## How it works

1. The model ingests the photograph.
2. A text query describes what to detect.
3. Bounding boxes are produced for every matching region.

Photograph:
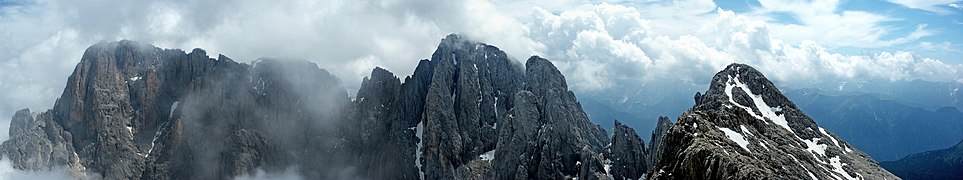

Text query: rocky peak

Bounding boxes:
[649,63,898,179]
[605,120,648,180]
[523,56,567,98]
[491,55,610,179]
[647,116,673,170]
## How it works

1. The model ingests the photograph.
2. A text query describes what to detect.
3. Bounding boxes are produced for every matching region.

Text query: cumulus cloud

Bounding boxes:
[751,0,933,48]
[888,0,962,14]
[522,3,963,92]
[952,3,963,10]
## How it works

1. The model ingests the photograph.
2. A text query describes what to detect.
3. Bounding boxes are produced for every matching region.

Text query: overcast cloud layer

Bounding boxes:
[0,0,961,143]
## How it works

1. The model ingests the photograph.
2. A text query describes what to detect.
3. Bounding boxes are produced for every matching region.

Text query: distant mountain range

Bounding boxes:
[881,140,963,180]
[785,89,963,161]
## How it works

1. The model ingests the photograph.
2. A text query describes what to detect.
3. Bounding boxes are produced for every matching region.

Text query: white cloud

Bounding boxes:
[951,3,963,10]
[916,41,958,53]
[522,3,963,92]
[751,0,933,48]
[0,158,85,180]
[888,0,962,14]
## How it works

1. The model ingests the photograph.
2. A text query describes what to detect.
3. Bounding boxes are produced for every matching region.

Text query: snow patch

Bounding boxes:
[717,127,750,152]
[740,125,753,137]
[819,127,840,147]
[803,138,827,157]
[452,53,457,65]
[130,76,142,81]
[414,120,425,180]
[829,156,859,180]
[146,125,164,157]
[479,150,495,161]
[168,101,180,118]
[603,159,613,174]
[126,124,134,140]
[493,91,499,119]
[725,75,793,133]
[758,141,770,151]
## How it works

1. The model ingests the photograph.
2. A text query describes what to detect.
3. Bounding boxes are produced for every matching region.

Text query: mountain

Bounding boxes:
[0,40,352,179]
[0,34,653,179]
[880,140,963,180]
[648,64,897,179]
[806,80,963,111]
[785,89,963,161]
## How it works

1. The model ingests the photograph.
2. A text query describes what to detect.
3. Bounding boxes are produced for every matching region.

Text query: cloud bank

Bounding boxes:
[521,2,963,91]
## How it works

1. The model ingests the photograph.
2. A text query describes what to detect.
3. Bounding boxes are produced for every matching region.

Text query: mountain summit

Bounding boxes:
[649,64,897,179]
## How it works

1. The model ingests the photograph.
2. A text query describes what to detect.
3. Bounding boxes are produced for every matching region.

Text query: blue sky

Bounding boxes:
[717,0,963,63]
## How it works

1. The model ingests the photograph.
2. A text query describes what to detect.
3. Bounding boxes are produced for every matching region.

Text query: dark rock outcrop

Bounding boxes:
[605,120,647,180]
[0,41,353,179]
[419,34,525,179]
[648,63,898,179]
[492,56,610,179]
[646,116,672,171]
[881,140,963,180]
[1,109,84,175]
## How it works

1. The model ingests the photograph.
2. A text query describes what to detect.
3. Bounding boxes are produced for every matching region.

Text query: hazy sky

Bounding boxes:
[0,0,961,141]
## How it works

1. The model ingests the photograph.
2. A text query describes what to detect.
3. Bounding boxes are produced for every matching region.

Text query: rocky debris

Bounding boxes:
[492,56,610,179]
[881,140,963,180]
[648,63,898,179]
[605,120,648,180]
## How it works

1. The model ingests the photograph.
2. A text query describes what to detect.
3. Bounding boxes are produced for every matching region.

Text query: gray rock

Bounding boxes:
[605,120,647,180]
[419,34,524,179]
[492,56,610,179]
[648,63,899,179]
[1,109,85,176]
[646,116,672,171]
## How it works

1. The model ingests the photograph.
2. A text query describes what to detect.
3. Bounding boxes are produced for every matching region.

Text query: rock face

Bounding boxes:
[1,109,85,175]
[492,56,610,179]
[1,34,653,179]
[0,41,352,179]
[418,34,525,179]
[646,116,672,171]
[605,120,648,180]
[648,63,898,179]
[880,140,963,180]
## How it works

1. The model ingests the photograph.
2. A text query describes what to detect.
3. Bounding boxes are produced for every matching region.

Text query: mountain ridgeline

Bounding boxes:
[0,34,898,179]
